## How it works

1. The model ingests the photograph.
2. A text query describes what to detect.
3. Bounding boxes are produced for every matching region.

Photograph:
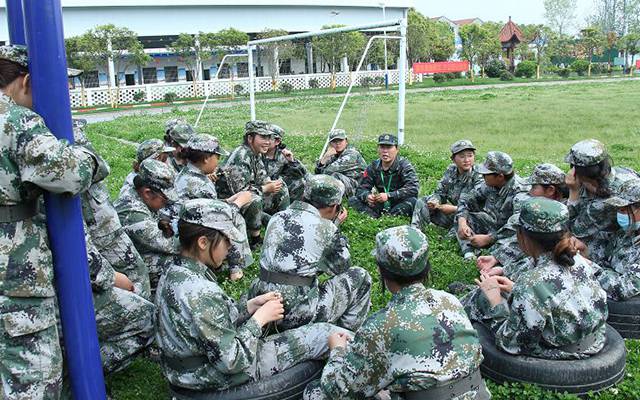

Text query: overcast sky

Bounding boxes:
[414,0,595,31]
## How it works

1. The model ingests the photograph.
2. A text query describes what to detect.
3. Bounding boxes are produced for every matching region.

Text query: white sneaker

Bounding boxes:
[463,252,477,261]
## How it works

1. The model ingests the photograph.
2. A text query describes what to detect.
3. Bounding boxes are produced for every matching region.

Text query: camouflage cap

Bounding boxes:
[476,151,513,175]
[137,159,178,203]
[329,129,348,141]
[184,134,229,156]
[245,120,276,137]
[515,197,569,233]
[378,133,398,146]
[527,163,566,185]
[450,139,476,155]
[0,45,28,68]
[179,199,245,244]
[371,225,429,277]
[168,122,194,146]
[303,174,345,206]
[269,123,285,139]
[605,178,640,208]
[136,139,175,163]
[165,118,186,135]
[564,139,608,167]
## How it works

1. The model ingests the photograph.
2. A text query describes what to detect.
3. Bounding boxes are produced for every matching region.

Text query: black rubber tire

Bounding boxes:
[169,360,323,400]
[474,323,626,396]
[608,297,640,339]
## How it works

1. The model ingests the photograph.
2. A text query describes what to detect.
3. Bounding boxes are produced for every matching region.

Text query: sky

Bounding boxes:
[414,0,595,31]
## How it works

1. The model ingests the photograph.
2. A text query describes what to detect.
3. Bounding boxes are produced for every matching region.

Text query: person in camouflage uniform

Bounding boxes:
[597,178,640,300]
[349,134,419,218]
[565,139,638,266]
[216,120,290,247]
[0,45,107,400]
[412,140,483,232]
[247,174,372,331]
[119,138,174,199]
[474,197,608,360]
[115,159,180,291]
[155,199,350,391]
[174,133,253,281]
[263,123,308,201]
[315,129,367,199]
[164,120,194,173]
[304,225,489,400]
[455,151,529,260]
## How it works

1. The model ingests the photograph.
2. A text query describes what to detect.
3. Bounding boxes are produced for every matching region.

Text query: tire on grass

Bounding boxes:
[474,323,626,396]
[608,296,640,339]
[170,360,323,400]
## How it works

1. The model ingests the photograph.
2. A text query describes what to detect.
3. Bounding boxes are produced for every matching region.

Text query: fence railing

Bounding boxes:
[69,69,420,108]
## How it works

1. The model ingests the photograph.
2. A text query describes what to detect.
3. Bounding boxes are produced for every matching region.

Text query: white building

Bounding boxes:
[432,16,483,60]
[0,0,412,87]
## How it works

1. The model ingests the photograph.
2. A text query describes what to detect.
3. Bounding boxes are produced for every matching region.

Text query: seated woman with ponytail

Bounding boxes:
[475,197,608,359]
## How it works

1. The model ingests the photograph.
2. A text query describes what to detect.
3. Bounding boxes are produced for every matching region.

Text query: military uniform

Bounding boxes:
[315,129,367,199]
[480,198,608,360]
[304,226,488,400]
[165,122,194,174]
[120,138,175,199]
[115,159,180,290]
[155,199,349,391]
[455,151,528,256]
[263,124,308,201]
[0,44,106,400]
[349,134,419,218]
[412,140,483,231]
[248,175,372,331]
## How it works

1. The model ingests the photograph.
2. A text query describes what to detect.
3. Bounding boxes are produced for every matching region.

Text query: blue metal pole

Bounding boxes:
[5,0,26,45]
[21,1,107,399]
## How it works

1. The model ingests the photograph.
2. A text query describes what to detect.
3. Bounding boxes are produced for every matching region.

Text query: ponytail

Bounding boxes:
[520,228,578,268]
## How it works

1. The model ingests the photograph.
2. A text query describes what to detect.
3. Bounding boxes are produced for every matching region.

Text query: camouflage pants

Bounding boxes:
[348,196,417,219]
[240,194,264,232]
[411,196,455,231]
[247,267,372,332]
[263,184,291,217]
[597,267,640,301]
[283,175,306,202]
[0,296,62,400]
[455,212,497,255]
[92,229,151,300]
[225,207,254,274]
[93,287,155,374]
[329,173,359,200]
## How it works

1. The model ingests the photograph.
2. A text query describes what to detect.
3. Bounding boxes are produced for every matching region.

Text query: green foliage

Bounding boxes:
[360,76,385,87]
[543,0,577,36]
[485,59,507,78]
[433,73,448,83]
[460,23,501,79]
[163,92,177,103]
[571,59,590,76]
[308,78,319,89]
[132,91,145,102]
[407,9,456,63]
[557,67,572,77]
[500,70,515,81]
[515,61,538,78]
[313,25,366,77]
[257,29,301,82]
[579,27,606,68]
[233,84,245,96]
[280,82,293,94]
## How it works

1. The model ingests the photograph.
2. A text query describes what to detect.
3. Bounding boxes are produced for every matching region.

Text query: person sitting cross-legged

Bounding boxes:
[315,129,367,199]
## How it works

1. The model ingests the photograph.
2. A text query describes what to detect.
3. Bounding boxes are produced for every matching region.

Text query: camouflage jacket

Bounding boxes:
[216,144,268,197]
[355,156,419,202]
[263,148,307,182]
[598,228,640,300]
[175,163,217,200]
[156,255,260,390]
[81,181,122,241]
[429,164,483,206]
[119,172,136,199]
[318,284,483,399]
[315,146,367,182]
[0,94,100,297]
[486,253,608,359]
[456,175,529,237]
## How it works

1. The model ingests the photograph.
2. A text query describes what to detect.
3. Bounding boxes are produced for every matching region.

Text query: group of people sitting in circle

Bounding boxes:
[0,42,638,400]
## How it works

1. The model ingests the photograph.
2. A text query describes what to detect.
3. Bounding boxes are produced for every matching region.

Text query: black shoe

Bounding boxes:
[249,235,263,251]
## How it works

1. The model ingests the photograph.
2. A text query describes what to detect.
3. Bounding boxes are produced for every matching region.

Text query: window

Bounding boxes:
[202,68,211,80]
[84,71,100,88]
[164,66,178,82]
[186,70,194,81]
[237,62,249,78]
[279,59,291,75]
[217,64,230,79]
[143,67,158,84]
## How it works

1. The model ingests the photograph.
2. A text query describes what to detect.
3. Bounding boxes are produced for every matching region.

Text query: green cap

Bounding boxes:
[138,159,178,203]
[476,151,513,175]
[179,199,245,244]
[303,174,345,206]
[168,122,194,146]
[269,123,285,139]
[371,225,429,277]
[515,197,569,233]
[329,129,348,141]
[605,178,640,208]
[0,45,28,68]
[450,139,476,155]
[527,163,566,185]
[136,139,175,163]
[165,118,187,135]
[564,139,608,167]
[378,133,398,146]
[184,134,229,156]
[245,120,278,137]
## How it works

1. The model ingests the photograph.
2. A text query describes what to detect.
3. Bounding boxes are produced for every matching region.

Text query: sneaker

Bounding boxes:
[463,252,477,262]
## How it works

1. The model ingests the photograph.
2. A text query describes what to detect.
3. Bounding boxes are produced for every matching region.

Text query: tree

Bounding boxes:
[209,28,249,97]
[578,26,606,76]
[313,25,366,90]
[605,31,619,71]
[620,32,640,74]
[406,9,455,64]
[544,0,577,35]
[460,23,500,81]
[168,32,212,92]
[527,25,554,78]
[257,29,300,90]
[66,35,100,106]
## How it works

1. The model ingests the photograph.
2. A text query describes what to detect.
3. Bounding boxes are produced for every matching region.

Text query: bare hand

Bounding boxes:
[207,172,218,183]
[252,298,285,327]
[321,147,337,164]
[470,234,493,248]
[247,291,282,315]
[487,266,504,277]
[376,193,389,203]
[114,272,134,292]
[475,273,503,307]
[281,148,294,162]
[366,194,377,207]
[458,220,473,239]
[263,180,284,194]
[328,332,350,350]
[565,167,580,190]
[230,270,244,282]
[337,207,348,224]
[494,276,514,293]
[427,200,439,210]
[230,191,253,208]
[476,255,498,271]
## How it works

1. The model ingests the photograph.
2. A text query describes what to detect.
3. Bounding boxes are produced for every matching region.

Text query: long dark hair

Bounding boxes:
[0,59,28,89]
[573,158,613,198]
[178,220,226,264]
[181,148,214,164]
[519,227,578,267]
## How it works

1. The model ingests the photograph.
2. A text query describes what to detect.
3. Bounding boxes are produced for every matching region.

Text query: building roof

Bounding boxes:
[499,17,524,44]
[452,18,481,26]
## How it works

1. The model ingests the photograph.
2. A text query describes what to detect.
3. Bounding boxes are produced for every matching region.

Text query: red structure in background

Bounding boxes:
[636,59,640,69]
[499,17,524,71]
[413,60,470,74]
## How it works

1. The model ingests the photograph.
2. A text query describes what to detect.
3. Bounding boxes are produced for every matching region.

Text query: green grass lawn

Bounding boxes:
[88,80,640,400]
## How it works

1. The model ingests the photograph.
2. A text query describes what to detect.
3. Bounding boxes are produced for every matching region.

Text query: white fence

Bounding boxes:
[69,69,419,108]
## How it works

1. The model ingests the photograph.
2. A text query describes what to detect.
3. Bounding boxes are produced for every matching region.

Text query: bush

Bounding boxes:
[544,65,559,75]
[515,60,537,78]
[571,60,590,76]
[280,82,293,94]
[557,67,571,78]
[590,63,605,75]
[360,76,385,87]
[233,84,245,96]
[132,91,145,102]
[445,72,462,80]
[163,92,177,103]
[485,59,507,78]
[499,70,514,81]
[308,78,319,89]
[433,73,448,83]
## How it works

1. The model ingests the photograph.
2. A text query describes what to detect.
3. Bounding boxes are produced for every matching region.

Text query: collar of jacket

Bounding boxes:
[290,200,322,216]
[390,282,426,305]
[377,156,400,173]
[176,255,212,280]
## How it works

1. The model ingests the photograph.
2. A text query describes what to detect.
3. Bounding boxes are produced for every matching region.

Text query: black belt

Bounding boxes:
[0,203,38,223]
[259,268,315,286]
[403,369,488,400]
[163,355,208,371]
[559,332,598,353]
